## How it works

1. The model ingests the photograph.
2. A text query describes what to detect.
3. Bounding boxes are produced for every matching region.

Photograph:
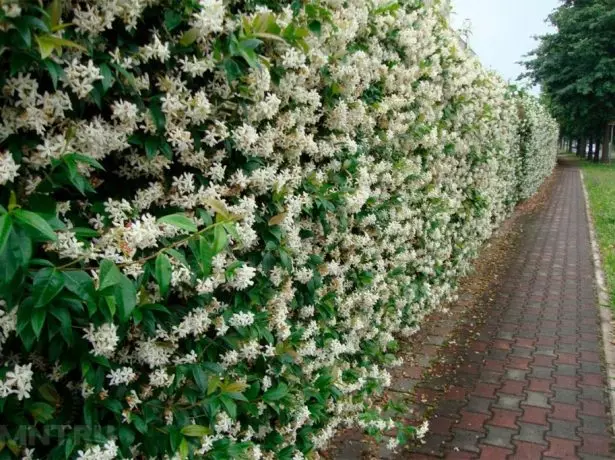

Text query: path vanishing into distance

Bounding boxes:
[334,158,614,459]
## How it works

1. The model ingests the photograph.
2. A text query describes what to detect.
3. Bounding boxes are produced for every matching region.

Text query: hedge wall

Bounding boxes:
[0,0,557,458]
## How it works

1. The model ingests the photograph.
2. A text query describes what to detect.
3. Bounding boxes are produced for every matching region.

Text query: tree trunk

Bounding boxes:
[602,124,611,163]
[594,138,601,162]
[579,138,586,158]
[568,139,573,153]
[587,139,594,161]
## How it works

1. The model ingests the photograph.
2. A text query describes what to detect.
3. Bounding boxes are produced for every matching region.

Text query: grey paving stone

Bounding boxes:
[579,415,610,435]
[579,385,606,402]
[513,422,548,446]
[530,366,554,380]
[548,419,581,441]
[524,391,550,408]
[580,362,602,374]
[466,396,492,414]
[449,429,483,453]
[494,395,523,411]
[551,388,579,405]
[482,426,518,449]
[505,369,529,381]
[554,364,578,376]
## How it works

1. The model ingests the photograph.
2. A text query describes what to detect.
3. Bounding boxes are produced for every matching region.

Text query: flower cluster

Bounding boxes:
[0,0,558,458]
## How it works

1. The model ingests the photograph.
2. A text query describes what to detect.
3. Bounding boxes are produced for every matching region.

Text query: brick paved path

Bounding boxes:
[407,163,613,459]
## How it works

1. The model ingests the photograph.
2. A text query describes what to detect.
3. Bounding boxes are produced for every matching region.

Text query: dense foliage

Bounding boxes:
[523,0,615,160]
[0,0,557,458]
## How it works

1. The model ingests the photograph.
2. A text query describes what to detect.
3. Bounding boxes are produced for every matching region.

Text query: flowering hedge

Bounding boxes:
[0,0,557,458]
[516,94,559,200]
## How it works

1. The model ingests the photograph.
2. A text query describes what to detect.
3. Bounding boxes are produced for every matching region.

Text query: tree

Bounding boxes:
[522,0,615,162]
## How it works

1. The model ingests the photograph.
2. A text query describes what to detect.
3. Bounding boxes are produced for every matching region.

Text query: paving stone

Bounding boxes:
[523,391,550,408]
[578,415,610,435]
[466,396,492,414]
[487,408,520,429]
[579,385,606,402]
[548,419,581,441]
[552,388,579,404]
[481,426,517,449]
[578,434,613,456]
[544,436,581,458]
[580,362,602,374]
[450,429,483,453]
[530,366,554,380]
[494,394,523,411]
[457,411,490,432]
[477,445,512,459]
[510,347,534,359]
[554,364,578,377]
[513,422,550,449]
[513,440,548,459]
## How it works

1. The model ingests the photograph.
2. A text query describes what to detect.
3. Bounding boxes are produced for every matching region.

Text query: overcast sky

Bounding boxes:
[450,0,560,90]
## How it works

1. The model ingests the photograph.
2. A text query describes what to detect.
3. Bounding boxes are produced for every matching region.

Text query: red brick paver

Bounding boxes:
[404,163,613,459]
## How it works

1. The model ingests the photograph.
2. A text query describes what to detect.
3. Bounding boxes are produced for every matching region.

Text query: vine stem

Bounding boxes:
[56,219,236,272]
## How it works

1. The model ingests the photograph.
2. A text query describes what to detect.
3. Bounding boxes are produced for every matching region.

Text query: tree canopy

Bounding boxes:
[523,0,615,150]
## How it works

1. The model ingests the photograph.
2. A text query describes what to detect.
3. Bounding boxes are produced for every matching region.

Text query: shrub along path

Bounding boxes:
[333,159,613,459]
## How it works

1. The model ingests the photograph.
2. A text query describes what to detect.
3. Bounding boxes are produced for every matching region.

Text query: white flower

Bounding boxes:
[64,59,103,99]
[228,311,255,328]
[0,151,19,185]
[107,366,137,386]
[83,323,119,358]
[149,368,175,388]
[2,363,33,400]
[76,440,118,460]
[230,265,257,290]
[416,420,429,442]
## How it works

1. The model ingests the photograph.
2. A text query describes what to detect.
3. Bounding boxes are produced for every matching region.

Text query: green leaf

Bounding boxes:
[144,136,159,159]
[99,63,114,92]
[48,0,62,28]
[31,308,46,338]
[0,214,12,253]
[212,225,228,254]
[99,260,122,292]
[35,34,86,59]
[179,28,199,46]
[149,105,166,132]
[29,402,55,423]
[13,209,57,241]
[158,214,197,233]
[50,307,73,344]
[35,35,56,59]
[43,59,63,89]
[0,227,32,283]
[164,10,183,31]
[63,271,96,313]
[12,17,33,46]
[71,227,99,238]
[32,268,64,308]
[308,20,322,35]
[155,253,172,297]
[263,383,289,402]
[38,383,61,404]
[219,395,237,418]
[115,275,136,323]
[180,425,211,437]
[132,414,147,434]
[191,365,207,392]
[119,425,135,449]
[67,153,105,171]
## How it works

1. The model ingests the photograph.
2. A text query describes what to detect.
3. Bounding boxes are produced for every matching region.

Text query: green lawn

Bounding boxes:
[578,157,615,309]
